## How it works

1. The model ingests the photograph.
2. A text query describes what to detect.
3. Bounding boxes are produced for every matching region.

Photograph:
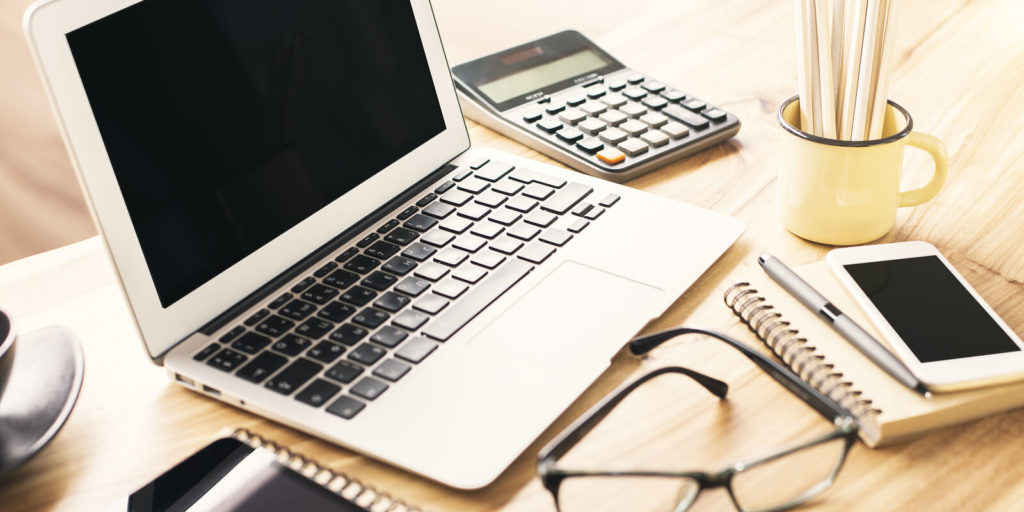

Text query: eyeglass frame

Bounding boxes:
[536,326,859,512]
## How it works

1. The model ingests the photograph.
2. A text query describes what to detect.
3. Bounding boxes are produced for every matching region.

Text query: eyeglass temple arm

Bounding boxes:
[630,327,852,423]
[540,366,728,462]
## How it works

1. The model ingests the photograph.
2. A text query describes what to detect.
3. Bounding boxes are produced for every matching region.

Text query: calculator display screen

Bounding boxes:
[477,49,610,104]
[844,256,1021,363]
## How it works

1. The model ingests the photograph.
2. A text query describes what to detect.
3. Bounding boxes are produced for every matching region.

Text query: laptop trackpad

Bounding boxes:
[470,260,663,365]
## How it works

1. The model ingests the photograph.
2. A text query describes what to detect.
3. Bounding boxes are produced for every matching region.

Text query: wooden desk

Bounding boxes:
[3,0,1024,510]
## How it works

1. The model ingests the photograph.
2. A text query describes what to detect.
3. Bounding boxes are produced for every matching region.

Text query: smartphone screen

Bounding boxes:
[844,255,1020,363]
[128,438,364,512]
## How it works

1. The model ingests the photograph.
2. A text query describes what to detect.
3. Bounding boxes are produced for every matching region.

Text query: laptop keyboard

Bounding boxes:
[192,157,620,419]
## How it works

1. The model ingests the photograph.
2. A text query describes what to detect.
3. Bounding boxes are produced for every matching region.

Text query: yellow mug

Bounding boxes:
[777,96,948,245]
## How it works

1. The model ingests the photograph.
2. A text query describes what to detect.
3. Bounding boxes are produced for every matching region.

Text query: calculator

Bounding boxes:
[452,30,741,183]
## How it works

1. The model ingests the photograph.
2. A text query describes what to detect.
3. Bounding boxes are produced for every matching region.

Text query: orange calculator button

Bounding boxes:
[596,148,625,165]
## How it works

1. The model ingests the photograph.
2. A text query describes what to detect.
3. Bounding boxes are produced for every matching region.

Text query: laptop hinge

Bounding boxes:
[193,162,459,338]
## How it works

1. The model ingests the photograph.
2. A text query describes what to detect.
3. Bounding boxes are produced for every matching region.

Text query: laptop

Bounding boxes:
[25,0,743,488]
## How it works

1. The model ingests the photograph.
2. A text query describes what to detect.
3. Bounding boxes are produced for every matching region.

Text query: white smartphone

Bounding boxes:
[826,241,1024,392]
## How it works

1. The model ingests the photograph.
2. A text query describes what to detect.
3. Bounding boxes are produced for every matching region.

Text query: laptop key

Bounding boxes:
[330,324,368,346]
[272,334,312,356]
[376,219,400,234]
[567,219,590,233]
[453,235,487,253]
[541,183,593,215]
[265,358,323,395]
[393,310,429,331]
[351,376,389,401]
[489,209,522,226]
[356,233,379,248]
[383,227,418,246]
[432,279,469,299]
[440,189,473,206]
[416,192,438,207]
[439,216,473,234]
[352,308,388,329]
[364,240,400,259]
[307,340,345,363]
[349,343,386,366]
[268,292,293,309]
[470,221,504,239]
[313,262,337,279]
[318,301,356,323]
[295,379,341,408]
[523,210,557,228]
[456,177,489,194]
[396,337,438,364]
[244,309,270,326]
[473,250,507,269]
[522,183,555,200]
[413,295,449,315]
[326,360,364,384]
[452,265,487,284]
[540,228,574,247]
[413,261,449,281]
[301,283,338,305]
[255,316,294,337]
[323,269,359,290]
[434,180,456,194]
[231,331,272,354]
[296,318,334,339]
[335,247,359,263]
[489,237,524,255]
[237,351,287,383]
[207,348,248,372]
[382,256,417,276]
[505,196,538,213]
[340,286,377,306]
[457,203,491,221]
[420,229,455,247]
[327,395,366,419]
[401,242,437,261]
[395,277,430,297]
[343,255,380,274]
[474,161,514,182]
[373,359,411,382]
[193,343,220,361]
[422,201,455,219]
[518,241,557,264]
[491,179,524,196]
[403,213,438,232]
[219,325,246,343]
[361,271,397,291]
[507,224,541,241]
[370,326,408,348]
[422,259,533,341]
[373,291,411,312]
[434,248,469,267]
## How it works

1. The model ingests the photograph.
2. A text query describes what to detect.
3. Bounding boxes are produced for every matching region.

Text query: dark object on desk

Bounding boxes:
[452,30,741,183]
[0,312,84,476]
[127,429,421,512]
[537,327,856,512]
[758,253,930,397]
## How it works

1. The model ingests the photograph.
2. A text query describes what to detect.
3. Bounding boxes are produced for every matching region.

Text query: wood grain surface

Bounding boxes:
[2,0,1024,510]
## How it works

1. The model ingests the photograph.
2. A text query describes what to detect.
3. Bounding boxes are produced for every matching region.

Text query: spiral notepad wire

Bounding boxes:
[232,429,422,512]
[724,282,880,420]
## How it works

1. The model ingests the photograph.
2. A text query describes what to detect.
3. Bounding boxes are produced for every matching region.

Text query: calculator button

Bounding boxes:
[640,130,670,147]
[565,94,587,106]
[600,93,628,109]
[586,88,606,99]
[682,98,707,111]
[582,77,604,87]
[664,105,710,130]
[558,108,587,125]
[703,108,728,122]
[626,74,644,84]
[607,79,627,91]
[580,102,607,116]
[537,118,563,133]
[622,87,647,101]
[618,138,649,157]
[619,120,648,137]
[578,118,607,135]
[598,110,628,127]
[556,128,584,143]
[596,147,626,165]
[661,121,691,139]
[523,110,542,123]
[619,103,647,118]
[641,96,668,110]
[535,95,551,104]
[545,103,566,115]
[661,89,686,102]
[641,81,666,93]
[576,138,604,154]
[639,112,669,128]
[599,127,628,144]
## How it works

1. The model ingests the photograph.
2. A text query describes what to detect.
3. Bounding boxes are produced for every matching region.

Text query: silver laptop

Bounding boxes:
[25,0,744,488]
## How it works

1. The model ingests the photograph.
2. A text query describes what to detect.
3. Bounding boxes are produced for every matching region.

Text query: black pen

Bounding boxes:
[759,253,931,398]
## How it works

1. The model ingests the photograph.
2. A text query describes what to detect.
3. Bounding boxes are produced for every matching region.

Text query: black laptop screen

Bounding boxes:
[67,0,445,307]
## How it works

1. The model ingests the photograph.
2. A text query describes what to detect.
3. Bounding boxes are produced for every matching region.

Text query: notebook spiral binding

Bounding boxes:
[231,429,423,512]
[724,282,881,420]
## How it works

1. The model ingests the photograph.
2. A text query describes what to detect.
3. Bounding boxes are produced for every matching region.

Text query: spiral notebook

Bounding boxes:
[724,262,1024,447]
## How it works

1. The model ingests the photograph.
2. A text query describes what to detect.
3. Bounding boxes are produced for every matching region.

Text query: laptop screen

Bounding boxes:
[66,0,446,307]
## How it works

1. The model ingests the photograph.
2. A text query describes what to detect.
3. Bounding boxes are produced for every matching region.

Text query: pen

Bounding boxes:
[758,253,931,398]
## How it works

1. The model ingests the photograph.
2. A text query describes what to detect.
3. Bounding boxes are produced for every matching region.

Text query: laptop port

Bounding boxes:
[201,385,221,397]
[174,373,195,388]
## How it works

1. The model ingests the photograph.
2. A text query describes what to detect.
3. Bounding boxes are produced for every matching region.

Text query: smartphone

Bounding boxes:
[124,437,364,512]
[827,241,1024,392]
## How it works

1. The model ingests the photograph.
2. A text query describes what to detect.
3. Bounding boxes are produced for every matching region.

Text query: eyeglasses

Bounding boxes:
[537,327,858,512]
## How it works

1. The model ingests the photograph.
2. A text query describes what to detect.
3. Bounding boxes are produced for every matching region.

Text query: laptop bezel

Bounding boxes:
[24,0,470,358]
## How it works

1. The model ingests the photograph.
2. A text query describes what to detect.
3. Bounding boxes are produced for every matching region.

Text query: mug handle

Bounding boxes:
[898,132,949,207]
